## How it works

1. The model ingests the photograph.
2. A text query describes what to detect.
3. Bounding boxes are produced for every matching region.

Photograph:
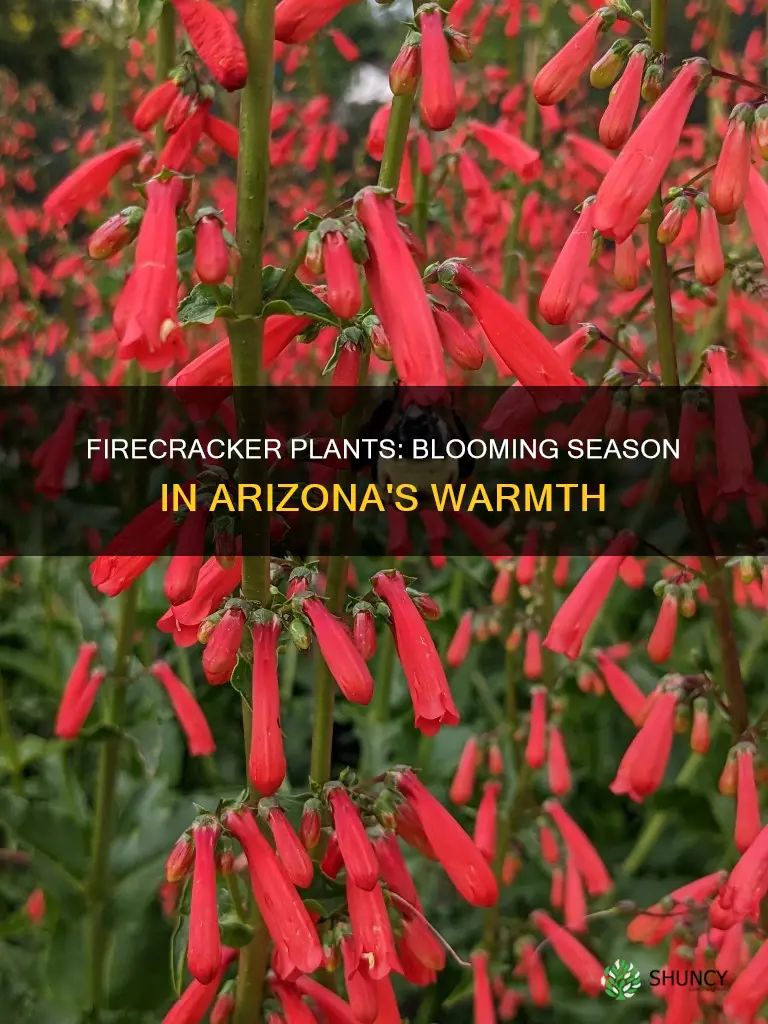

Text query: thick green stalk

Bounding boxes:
[154,2,176,150]
[87,585,138,1016]
[648,0,748,741]
[227,1,276,1020]
[378,94,414,193]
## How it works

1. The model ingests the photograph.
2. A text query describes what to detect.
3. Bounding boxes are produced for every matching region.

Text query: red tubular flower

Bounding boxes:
[158,102,208,174]
[735,746,761,855]
[210,992,235,1024]
[54,642,100,739]
[223,807,323,974]
[346,875,401,980]
[745,165,768,267]
[563,853,587,933]
[187,821,222,985]
[355,188,447,386]
[202,608,245,685]
[321,834,344,879]
[54,668,106,740]
[162,948,238,1024]
[328,786,379,891]
[610,686,678,802]
[525,687,547,769]
[293,974,360,1024]
[275,0,355,43]
[43,140,143,226]
[418,6,457,131]
[447,611,474,669]
[323,232,362,320]
[249,618,287,796]
[710,105,753,218]
[614,234,638,290]
[434,307,484,372]
[694,200,725,286]
[533,11,611,105]
[195,214,229,284]
[594,651,647,725]
[539,823,560,865]
[341,933,378,1023]
[723,938,768,1023]
[543,800,612,896]
[23,888,45,926]
[133,80,179,131]
[547,725,572,797]
[371,570,459,735]
[524,631,543,681]
[395,769,499,907]
[204,114,239,159]
[449,262,580,389]
[474,780,501,863]
[628,872,726,944]
[158,556,242,647]
[706,346,755,497]
[647,593,678,664]
[170,0,246,90]
[374,832,445,971]
[599,46,645,150]
[302,596,374,705]
[151,662,215,756]
[32,401,81,500]
[516,939,550,1006]
[165,509,209,607]
[530,910,603,995]
[594,59,711,242]
[450,735,480,804]
[543,532,636,659]
[690,698,710,754]
[267,807,314,889]
[539,198,595,325]
[471,950,496,1024]
[469,121,540,182]
[117,176,185,371]
[711,825,768,928]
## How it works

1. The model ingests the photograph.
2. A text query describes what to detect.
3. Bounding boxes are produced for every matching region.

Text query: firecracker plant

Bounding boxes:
[6,0,768,1022]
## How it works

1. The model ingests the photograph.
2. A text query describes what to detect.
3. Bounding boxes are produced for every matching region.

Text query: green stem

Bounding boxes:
[154,2,176,151]
[87,585,138,1016]
[227,0,276,1019]
[309,552,348,785]
[378,94,414,193]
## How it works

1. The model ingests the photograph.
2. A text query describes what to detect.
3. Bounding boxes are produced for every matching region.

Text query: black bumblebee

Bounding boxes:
[351,384,475,498]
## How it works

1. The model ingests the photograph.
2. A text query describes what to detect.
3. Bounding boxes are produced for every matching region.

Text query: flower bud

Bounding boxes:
[195,213,229,285]
[88,206,143,259]
[289,615,312,651]
[369,321,392,360]
[390,38,421,96]
[166,832,195,882]
[305,230,324,275]
[409,589,441,620]
[300,798,323,850]
[755,103,768,159]
[202,607,246,685]
[641,62,663,103]
[657,196,691,245]
[211,992,236,1024]
[165,90,194,133]
[446,27,472,63]
[590,39,631,89]
[353,604,377,661]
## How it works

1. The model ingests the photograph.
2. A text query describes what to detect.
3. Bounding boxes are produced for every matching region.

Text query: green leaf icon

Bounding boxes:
[601,959,642,1000]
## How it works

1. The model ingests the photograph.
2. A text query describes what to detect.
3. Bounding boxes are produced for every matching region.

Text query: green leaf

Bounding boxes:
[170,911,189,997]
[0,792,87,883]
[178,283,233,326]
[261,266,336,322]
[294,212,324,232]
[230,656,251,709]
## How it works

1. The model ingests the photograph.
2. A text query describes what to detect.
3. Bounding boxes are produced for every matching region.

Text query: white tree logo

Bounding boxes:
[601,959,642,1000]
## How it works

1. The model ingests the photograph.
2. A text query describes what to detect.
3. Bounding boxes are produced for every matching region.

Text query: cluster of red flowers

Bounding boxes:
[16,0,768,1021]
